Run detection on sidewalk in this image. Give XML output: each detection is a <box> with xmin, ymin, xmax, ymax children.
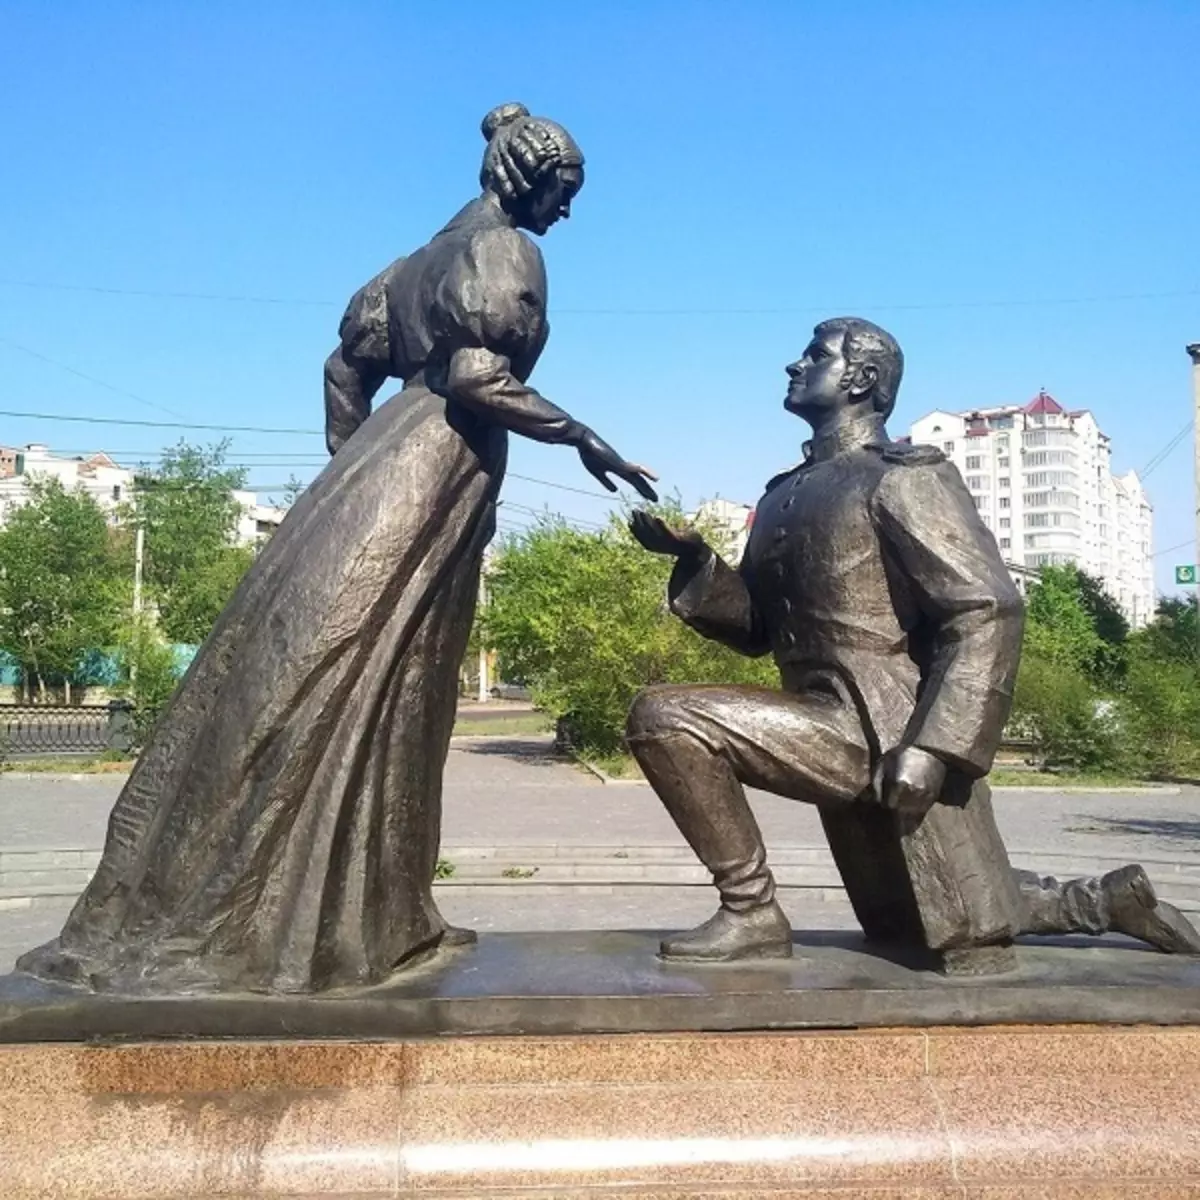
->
<box><xmin>3</xmin><ymin>734</ymin><xmax>1199</xmax><ymax>972</ymax></box>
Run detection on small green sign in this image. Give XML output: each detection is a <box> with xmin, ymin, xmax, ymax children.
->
<box><xmin>1177</xmin><ymin>564</ymin><xmax>1198</xmax><ymax>585</ymax></box>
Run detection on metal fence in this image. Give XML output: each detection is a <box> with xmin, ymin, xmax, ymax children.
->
<box><xmin>0</xmin><ymin>702</ymin><xmax>134</xmax><ymax>758</ymax></box>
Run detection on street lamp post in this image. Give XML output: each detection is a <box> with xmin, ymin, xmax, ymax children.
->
<box><xmin>1186</xmin><ymin>344</ymin><xmax>1200</xmax><ymax>659</ymax></box>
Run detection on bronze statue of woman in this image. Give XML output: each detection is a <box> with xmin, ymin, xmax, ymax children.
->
<box><xmin>18</xmin><ymin>104</ymin><xmax>656</xmax><ymax>995</ymax></box>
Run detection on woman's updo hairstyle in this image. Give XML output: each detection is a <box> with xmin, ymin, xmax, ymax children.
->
<box><xmin>480</xmin><ymin>102</ymin><xmax>584</xmax><ymax>202</ymax></box>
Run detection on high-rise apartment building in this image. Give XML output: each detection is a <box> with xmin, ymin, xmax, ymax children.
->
<box><xmin>909</xmin><ymin>392</ymin><xmax>1154</xmax><ymax>626</ymax></box>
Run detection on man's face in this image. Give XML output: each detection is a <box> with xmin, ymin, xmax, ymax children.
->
<box><xmin>784</xmin><ymin>329</ymin><xmax>850</xmax><ymax>419</ymax></box>
<box><xmin>517</xmin><ymin>165</ymin><xmax>584</xmax><ymax>236</ymax></box>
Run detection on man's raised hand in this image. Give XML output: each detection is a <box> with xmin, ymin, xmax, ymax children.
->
<box><xmin>629</xmin><ymin>511</ymin><xmax>710</xmax><ymax>561</ymax></box>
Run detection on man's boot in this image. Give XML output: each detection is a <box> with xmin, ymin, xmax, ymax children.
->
<box><xmin>660</xmin><ymin>900</ymin><xmax>794</xmax><ymax>962</ymax></box>
<box><xmin>627</xmin><ymin>726</ymin><xmax>793</xmax><ymax>962</ymax></box>
<box><xmin>1103</xmin><ymin>865</ymin><xmax>1200</xmax><ymax>954</ymax></box>
<box><xmin>1015</xmin><ymin>864</ymin><xmax>1200</xmax><ymax>953</ymax></box>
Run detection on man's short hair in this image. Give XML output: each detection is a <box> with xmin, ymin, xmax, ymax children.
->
<box><xmin>815</xmin><ymin>317</ymin><xmax>904</xmax><ymax>420</ymax></box>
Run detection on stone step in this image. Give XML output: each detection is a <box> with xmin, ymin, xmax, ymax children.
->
<box><xmin>6</xmin><ymin>842</ymin><xmax>1199</xmax><ymax>870</ymax></box>
<box><xmin>3</xmin><ymin>845</ymin><xmax>1199</xmax><ymax>910</ymax></box>
<box><xmin>4</xmin><ymin>878</ymin><xmax>1197</xmax><ymax>917</ymax></box>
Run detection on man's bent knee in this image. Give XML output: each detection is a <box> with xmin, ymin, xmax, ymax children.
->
<box><xmin>626</xmin><ymin>685</ymin><xmax>701</xmax><ymax>744</ymax></box>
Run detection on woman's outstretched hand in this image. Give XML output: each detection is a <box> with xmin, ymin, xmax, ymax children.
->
<box><xmin>576</xmin><ymin>428</ymin><xmax>659</xmax><ymax>500</ymax></box>
<box><xmin>628</xmin><ymin>510</ymin><xmax>710</xmax><ymax>562</ymax></box>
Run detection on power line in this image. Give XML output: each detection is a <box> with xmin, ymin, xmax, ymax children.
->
<box><xmin>0</xmin><ymin>409</ymin><xmax>322</xmax><ymax>436</ymax></box>
<box><xmin>508</xmin><ymin>471</ymin><xmax>619</xmax><ymax>502</ymax></box>
<box><xmin>1155</xmin><ymin>538</ymin><xmax>1195</xmax><ymax>558</ymax></box>
<box><xmin>0</xmin><ymin>278</ymin><xmax>339</xmax><ymax>308</ymax></box>
<box><xmin>503</xmin><ymin>501</ymin><xmax>608</xmax><ymax>530</ymax></box>
<box><xmin>561</xmin><ymin>288</ymin><xmax>1200</xmax><ymax>316</ymax></box>
<box><xmin>0</xmin><ymin>334</ymin><xmax>188</xmax><ymax>420</ymax></box>
<box><xmin>1140</xmin><ymin>419</ymin><xmax>1194</xmax><ymax>479</ymax></box>
<box><xmin>2</xmin><ymin>275</ymin><xmax>1197</xmax><ymax>315</ymax></box>
<box><xmin>0</xmin><ymin>409</ymin><xmax>627</xmax><ymax>500</ymax></box>
<box><xmin>46</xmin><ymin>449</ymin><xmax>325</xmax><ymax>459</ymax></box>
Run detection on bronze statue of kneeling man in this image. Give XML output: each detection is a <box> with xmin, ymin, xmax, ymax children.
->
<box><xmin>628</xmin><ymin>317</ymin><xmax>1200</xmax><ymax>971</ymax></box>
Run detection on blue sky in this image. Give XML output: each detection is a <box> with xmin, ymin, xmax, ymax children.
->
<box><xmin>1</xmin><ymin>1</ymin><xmax>1197</xmax><ymax>594</ymax></box>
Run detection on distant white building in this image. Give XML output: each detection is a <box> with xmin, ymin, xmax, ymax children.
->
<box><xmin>691</xmin><ymin>497</ymin><xmax>755</xmax><ymax>561</ymax></box>
<box><xmin>909</xmin><ymin>392</ymin><xmax>1154</xmax><ymax>627</ymax></box>
<box><xmin>231</xmin><ymin>491</ymin><xmax>287</xmax><ymax>543</ymax></box>
<box><xmin>0</xmin><ymin>443</ymin><xmax>286</xmax><ymax>547</ymax></box>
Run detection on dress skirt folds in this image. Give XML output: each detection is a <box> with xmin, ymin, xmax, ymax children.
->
<box><xmin>18</xmin><ymin>387</ymin><xmax>506</xmax><ymax>993</ymax></box>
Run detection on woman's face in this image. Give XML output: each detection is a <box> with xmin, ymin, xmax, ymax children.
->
<box><xmin>519</xmin><ymin>164</ymin><xmax>584</xmax><ymax>236</ymax></box>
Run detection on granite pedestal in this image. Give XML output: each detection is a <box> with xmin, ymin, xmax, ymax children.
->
<box><xmin>4</xmin><ymin>1023</ymin><xmax>1200</xmax><ymax>1196</ymax></box>
<box><xmin>4</xmin><ymin>932</ymin><xmax>1200</xmax><ymax>1197</ymax></box>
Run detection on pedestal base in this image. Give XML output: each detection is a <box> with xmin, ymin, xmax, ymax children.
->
<box><xmin>3</xmin><ymin>929</ymin><xmax>1200</xmax><ymax>1040</ymax></box>
<box><xmin>4</xmin><ymin>1024</ymin><xmax>1200</xmax><ymax>1196</ymax></box>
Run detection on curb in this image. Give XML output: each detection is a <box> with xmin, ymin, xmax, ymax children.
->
<box><xmin>992</xmin><ymin>785</ymin><xmax>1182</xmax><ymax>795</ymax></box>
<box><xmin>568</xmin><ymin>752</ymin><xmax>645</xmax><ymax>787</ymax></box>
<box><xmin>6</xmin><ymin>844</ymin><xmax>1200</xmax><ymax>912</ymax></box>
<box><xmin>0</xmin><ymin>773</ymin><xmax>132</xmax><ymax>782</ymax></box>
<box><xmin>572</xmin><ymin>760</ymin><xmax>1179</xmax><ymax>796</ymax></box>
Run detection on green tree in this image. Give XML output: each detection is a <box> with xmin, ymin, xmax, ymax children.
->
<box><xmin>1010</xmin><ymin>652</ymin><xmax>1121</xmax><ymax>771</ymax></box>
<box><xmin>1024</xmin><ymin>565</ymin><xmax>1106</xmax><ymax>676</ymax></box>
<box><xmin>1012</xmin><ymin>565</ymin><xmax>1130</xmax><ymax>770</ymax></box>
<box><xmin>481</xmin><ymin>502</ymin><xmax>776</xmax><ymax>753</ymax></box>
<box><xmin>113</xmin><ymin>614</ymin><xmax>184</xmax><ymax>748</ymax></box>
<box><xmin>1132</xmin><ymin>595</ymin><xmax>1198</xmax><ymax>667</ymax></box>
<box><xmin>1117</xmin><ymin>596</ymin><xmax>1200</xmax><ymax>778</ymax></box>
<box><xmin>1119</xmin><ymin>651</ymin><xmax>1200</xmax><ymax>780</ymax></box>
<box><xmin>130</xmin><ymin>441</ymin><xmax>255</xmax><ymax>643</ymax></box>
<box><xmin>280</xmin><ymin>473</ymin><xmax>307</xmax><ymax>508</ymax></box>
<box><xmin>1074</xmin><ymin>569</ymin><xmax>1131</xmax><ymax>647</ymax></box>
<box><xmin>0</xmin><ymin>477</ymin><xmax>126</xmax><ymax>700</ymax></box>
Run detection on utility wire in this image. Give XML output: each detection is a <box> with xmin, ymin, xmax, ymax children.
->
<box><xmin>1139</xmin><ymin>420</ymin><xmax>1194</xmax><ymax>480</ymax></box>
<box><xmin>508</xmin><ymin>472</ymin><xmax>621</xmax><ymax>502</ymax></box>
<box><xmin>0</xmin><ymin>408</ymin><xmax>322</xmax><ymax>436</ymax></box>
<box><xmin>503</xmin><ymin>501</ymin><xmax>608</xmax><ymax>530</ymax></box>
<box><xmin>0</xmin><ymin>408</ymin><xmax>626</xmax><ymax>501</ymax></box>
<box><xmin>2</xmin><ymin>275</ymin><xmax>1197</xmax><ymax>315</ymax></box>
<box><xmin>0</xmin><ymin>334</ymin><xmax>188</xmax><ymax>419</ymax></box>
<box><xmin>0</xmin><ymin>278</ymin><xmax>339</xmax><ymax>307</ymax></box>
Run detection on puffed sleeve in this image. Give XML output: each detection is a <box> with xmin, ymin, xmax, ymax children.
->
<box><xmin>436</xmin><ymin>227</ymin><xmax>578</xmax><ymax>443</ymax></box>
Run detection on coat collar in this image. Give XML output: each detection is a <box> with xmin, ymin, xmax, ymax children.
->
<box><xmin>802</xmin><ymin>413</ymin><xmax>888</xmax><ymax>465</ymax></box>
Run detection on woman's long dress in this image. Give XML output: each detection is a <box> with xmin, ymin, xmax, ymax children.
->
<box><xmin>17</xmin><ymin>199</ymin><xmax>573</xmax><ymax>994</ymax></box>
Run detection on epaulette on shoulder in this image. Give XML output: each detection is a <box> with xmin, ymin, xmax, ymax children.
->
<box><xmin>762</xmin><ymin>464</ymin><xmax>801</xmax><ymax>493</ymax></box>
<box><xmin>880</xmin><ymin>441</ymin><xmax>947</xmax><ymax>467</ymax></box>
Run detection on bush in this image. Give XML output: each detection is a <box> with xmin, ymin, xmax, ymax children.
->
<box><xmin>1010</xmin><ymin>651</ymin><xmax>1123</xmax><ymax>772</ymax></box>
<box><xmin>1118</xmin><ymin>654</ymin><xmax>1200</xmax><ymax>780</ymax></box>
<box><xmin>113</xmin><ymin>617</ymin><xmax>184</xmax><ymax>749</ymax></box>
<box><xmin>481</xmin><ymin>504</ymin><xmax>776</xmax><ymax>754</ymax></box>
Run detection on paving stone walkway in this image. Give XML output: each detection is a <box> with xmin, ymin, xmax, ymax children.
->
<box><xmin>3</xmin><ymin>735</ymin><xmax>1198</xmax><ymax>972</ymax></box>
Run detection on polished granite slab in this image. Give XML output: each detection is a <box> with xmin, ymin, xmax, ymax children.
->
<box><xmin>3</xmin><ymin>928</ymin><xmax>1199</xmax><ymax>1040</ymax></box>
<box><xmin>4</xmin><ymin>1025</ymin><xmax>1200</xmax><ymax>1197</ymax></box>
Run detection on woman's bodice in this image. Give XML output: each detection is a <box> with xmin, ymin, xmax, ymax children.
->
<box><xmin>382</xmin><ymin>198</ymin><xmax>549</xmax><ymax>385</ymax></box>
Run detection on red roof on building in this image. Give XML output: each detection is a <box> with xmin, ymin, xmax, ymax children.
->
<box><xmin>1024</xmin><ymin>389</ymin><xmax>1065</xmax><ymax>416</ymax></box>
